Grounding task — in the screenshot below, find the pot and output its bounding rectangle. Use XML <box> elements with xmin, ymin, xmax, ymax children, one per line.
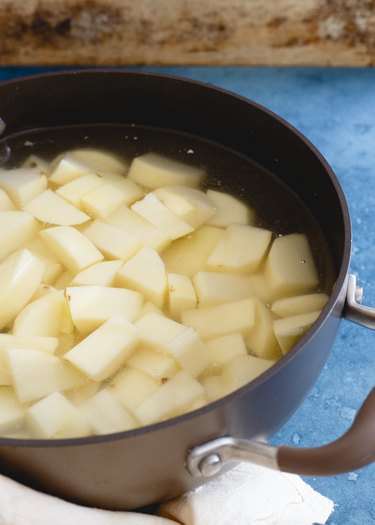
<box><xmin>0</xmin><ymin>70</ymin><xmax>373</xmax><ymax>510</ymax></box>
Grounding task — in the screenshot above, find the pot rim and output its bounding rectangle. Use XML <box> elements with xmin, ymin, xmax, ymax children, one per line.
<box><xmin>0</xmin><ymin>68</ymin><xmax>352</xmax><ymax>448</ymax></box>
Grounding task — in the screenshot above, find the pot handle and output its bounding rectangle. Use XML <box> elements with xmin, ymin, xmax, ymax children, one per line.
<box><xmin>187</xmin><ymin>388</ymin><xmax>375</xmax><ymax>477</ymax></box>
<box><xmin>344</xmin><ymin>274</ymin><xmax>375</xmax><ymax>329</ymax></box>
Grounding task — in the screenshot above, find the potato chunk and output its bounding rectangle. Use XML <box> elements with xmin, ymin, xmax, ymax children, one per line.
<box><xmin>56</xmin><ymin>173</ymin><xmax>106</xmax><ymax>206</ymax></box>
<box><xmin>0</xmin><ymin>167</ymin><xmax>47</xmax><ymax>206</ymax></box>
<box><xmin>135</xmin><ymin>313</ymin><xmax>186</xmax><ymax>351</ymax></box>
<box><xmin>206</xmin><ymin>190</ymin><xmax>254</xmax><ymax>227</ymax></box>
<box><xmin>127</xmin><ymin>152</ymin><xmax>204</xmax><ymax>189</ymax></box>
<box><xmin>127</xmin><ymin>348</ymin><xmax>179</xmax><ymax>381</ymax></box>
<box><xmin>205</xmin><ymin>333</ymin><xmax>247</xmax><ymax>373</ymax></box>
<box><xmin>168</xmin><ymin>273</ymin><xmax>197</xmax><ymax>320</ymax></box>
<box><xmin>0</xmin><ymin>386</ymin><xmax>26</xmax><ymax>433</ymax></box>
<box><xmin>0</xmin><ymin>188</ymin><xmax>16</xmax><ymax>210</ymax></box>
<box><xmin>222</xmin><ymin>354</ymin><xmax>275</xmax><ymax>394</ymax></box>
<box><xmin>245</xmin><ymin>301</ymin><xmax>280</xmax><ymax>360</ymax></box>
<box><xmin>80</xmin><ymin>184</ymin><xmax>126</xmax><ymax>219</ymax></box>
<box><xmin>271</xmin><ymin>293</ymin><xmax>329</xmax><ymax>318</ymax></box>
<box><xmin>264</xmin><ymin>234</ymin><xmax>319</xmax><ymax>297</ymax></box>
<box><xmin>193</xmin><ymin>271</ymin><xmax>257</xmax><ymax>306</ymax></box>
<box><xmin>273</xmin><ymin>310</ymin><xmax>321</xmax><ymax>354</ymax></box>
<box><xmin>165</xmin><ymin>327</ymin><xmax>212</xmax><ymax>377</ymax></box>
<box><xmin>0</xmin><ymin>211</ymin><xmax>40</xmax><ymax>262</ymax></box>
<box><xmin>83</xmin><ymin>220</ymin><xmax>142</xmax><ymax>262</ymax></box>
<box><xmin>23</xmin><ymin>190</ymin><xmax>90</xmax><ymax>226</ymax></box>
<box><xmin>70</xmin><ymin>260</ymin><xmax>123</xmax><ymax>287</ymax></box>
<box><xmin>109</xmin><ymin>367</ymin><xmax>160</xmax><ymax>411</ymax></box>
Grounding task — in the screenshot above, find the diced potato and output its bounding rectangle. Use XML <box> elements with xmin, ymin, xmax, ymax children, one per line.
<box><xmin>165</xmin><ymin>327</ymin><xmax>211</xmax><ymax>377</ymax></box>
<box><xmin>80</xmin><ymin>388</ymin><xmax>138</xmax><ymax>435</ymax></box>
<box><xmin>139</xmin><ymin>301</ymin><xmax>166</xmax><ymax>318</ymax></box>
<box><xmin>200</xmin><ymin>375</ymin><xmax>226</xmax><ymax>402</ymax></box>
<box><xmin>205</xmin><ymin>333</ymin><xmax>247</xmax><ymax>373</ymax></box>
<box><xmin>155</xmin><ymin>185</ymin><xmax>217</xmax><ymax>228</ymax></box>
<box><xmin>0</xmin><ymin>167</ymin><xmax>47</xmax><ymax>206</ymax></box>
<box><xmin>135</xmin><ymin>313</ymin><xmax>186</xmax><ymax>351</ymax></box>
<box><xmin>56</xmin><ymin>173</ymin><xmax>106</xmax><ymax>206</ymax></box>
<box><xmin>271</xmin><ymin>293</ymin><xmax>329</xmax><ymax>318</ymax></box>
<box><xmin>168</xmin><ymin>273</ymin><xmax>197</xmax><ymax>320</ymax></box>
<box><xmin>27</xmin><ymin>391</ymin><xmax>91</xmax><ymax>438</ymax></box>
<box><xmin>66</xmin><ymin>285</ymin><xmax>143</xmax><ymax>334</ymax></box>
<box><xmin>98</xmin><ymin>172</ymin><xmax>144</xmax><ymax>204</ymax></box>
<box><xmin>5</xmin><ymin>347</ymin><xmax>87</xmax><ymax>403</ymax></box>
<box><xmin>12</xmin><ymin>290</ymin><xmax>73</xmax><ymax>337</ymax></box>
<box><xmin>161</xmin><ymin>225</ymin><xmax>223</xmax><ymax>277</ymax></box>
<box><xmin>0</xmin><ymin>211</ymin><xmax>40</xmax><ymax>262</ymax></box>
<box><xmin>83</xmin><ymin>220</ymin><xmax>141</xmax><ymax>261</ymax></box>
<box><xmin>207</xmin><ymin>224</ymin><xmax>272</xmax><ymax>274</ymax></box>
<box><xmin>0</xmin><ymin>250</ymin><xmax>44</xmax><ymax>330</ymax></box>
<box><xmin>80</xmin><ymin>184</ymin><xmax>126</xmax><ymax>219</ymax></box>
<box><xmin>131</xmin><ymin>193</ymin><xmax>194</xmax><ymax>240</ymax></box>
<box><xmin>245</xmin><ymin>301</ymin><xmax>280</xmax><ymax>360</ymax></box>
<box><xmin>40</xmin><ymin>226</ymin><xmax>104</xmax><ymax>274</ymax></box>
<box><xmin>70</xmin><ymin>260</ymin><xmax>123</xmax><ymax>287</ymax></box>
<box><xmin>54</xmin><ymin>270</ymin><xmax>75</xmax><ymax>289</ymax></box>
<box><xmin>0</xmin><ymin>386</ymin><xmax>26</xmax><ymax>432</ymax></box>
<box><xmin>222</xmin><ymin>354</ymin><xmax>275</xmax><ymax>395</ymax></box>
<box><xmin>245</xmin><ymin>272</ymin><xmax>275</xmax><ymax>304</ymax></box>
<box><xmin>117</xmin><ymin>247</ymin><xmax>167</xmax><ymax>308</ymax></box>
<box><xmin>25</xmin><ymin>236</ymin><xmax>63</xmax><ymax>285</ymax></box>
<box><xmin>127</xmin><ymin>153</ymin><xmax>204</xmax><ymax>189</ymax></box>
<box><xmin>64</xmin><ymin>316</ymin><xmax>140</xmax><ymax>381</ymax></box>
<box><xmin>127</xmin><ymin>348</ymin><xmax>179</xmax><ymax>381</ymax></box>
<box><xmin>264</xmin><ymin>234</ymin><xmax>319</xmax><ymax>297</ymax></box>
<box><xmin>64</xmin><ymin>380</ymin><xmax>101</xmax><ymax>405</ymax></box>
<box><xmin>193</xmin><ymin>271</ymin><xmax>257</xmax><ymax>306</ymax></box>
<box><xmin>273</xmin><ymin>310</ymin><xmax>321</xmax><ymax>354</ymax></box>
<box><xmin>23</xmin><ymin>189</ymin><xmax>90</xmax><ymax>226</ymax></box>
<box><xmin>107</xmin><ymin>206</ymin><xmax>171</xmax><ymax>252</ymax></box>
<box><xmin>0</xmin><ymin>188</ymin><xmax>16</xmax><ymax>210</ymax></box>
<box><xmin>206</xmin><ymin>190</ymin><xmax>254</xmax><ymax>227</ymax></box>
<box><xmin>134</xmin><ymin>370</ymin><xmax>205</xmax><ymax>425</ymax></box>
<box><xmin>109</xmin><ymin>367</ymin><xmax>160</xmax><ymax>411</ymax></box>
<box><xmin>49</xmin><ymin>149</ymin><xmax>127</xmax><ymax>185</ymax></box>
<box><xmin>21</xmin><ymin>154</ymin><xmax>50</xmax><ymax>174</ymax></box>
<box><xmin>182</xmin><ymin>298</ymin><xmax>255</xmax><ymax>341</ymax></box>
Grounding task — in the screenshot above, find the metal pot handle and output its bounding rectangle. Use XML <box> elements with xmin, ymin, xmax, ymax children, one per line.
<box><xmin>187</xmin><ymin>274</ymin><xmax>375</xmax><ymax>478</ymax></box>
<box><xmin>187</xmin><ymin>388</ymin><xmax>375</xmax><ymax>477</ymax></box>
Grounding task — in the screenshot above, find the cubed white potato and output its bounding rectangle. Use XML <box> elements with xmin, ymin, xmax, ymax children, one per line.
<box><xmin>246</xmin><ymin>273</ymin><xmax>275</xmax><ymax>304</ymax></box>
<box><xmin>155</xmin><ymin>185</ymin><xmax>217</xmax><ymax>228</ymax></box>
<box><xmin>106</xmin><ymin>205</ymin><xmax>171</xmax><ymax>252</ymax></box>
<box><xmin>70</xmin><ymin>260</ymin><xmax>123</xmax><ymax>287</ymax></box>
<box><xmin>134</xmin><ymin>369</ymin><xmax>205</xmax><ymax>425</ymax></box>
<box><xmin>64</xmin><ymin>380</ymin><xmax>101</xmax><ymax>405</ymax></box>
<box><xmin>245</xmin><ymin>301</ymin><xmax>281</xmax><ymax>360</ymax></box>
<box><xmin>5</xmin><ymin>348</ymin><xmax>87</xmax><ymax>403</ymax></box>
<box><xmin>200</xmin><ymin>375</ymin><xmax>226</xmax><ymax>402</ymax></box>
<box><xmin>181</xmin><ymin>298</ymin><xmax>255</xmax><ymax>341</ymax></box>
<box><xmin>40</xmin><ymin>226</ymin><xmax>104</xmax><ymax>274</ymax></box>
<box><xmin>273</xmin><ymin>310</ymin><xmax>321</xmax><ymax>354</ymax></box>
<box><xmin>193</xmin><ymin>271</ymin><xmax>256</xmax><ymax>306</ymax></box>
<box><xmin>83</xmin><ymin>220</ymin><xmax>141</xmax><ymax>261</ymax></box>
<box><xmin>271</xmin><ymin>293</ymin><xmax>329</xmax><ymax>318</ymax></box>
<box><xmin>0</xmin><ymin>188</ymin><xmax>16</xmax><ymax>210</ymax></box>
<box><xmin>64</xmin><ymin>316</ymin><xmax>140</xmax><ymax>381</ymax></box>
<box><xmin>27</xmin><ymin>391</ymin><xmax>91</xmax><ymax>438</ymax></box>
<box><xmin>0</xmin><ymin>386</ymin><xmax>26</xmax><ymax>432</ymax></box>
<box><xmin>131</xmin><ymin>193</ymin><xmax>194</xmax><ymax>240</ymax></box>
<box><xmin>24</xmin><ymin>236</ymin><xmax>63</xmax><ymax>285</ymax></box>
<box><xmin>54</xmin><ymin>271</ymin><xmax>75</xmax><ymax>289</ymax></box>
<box><xmin>55</xmin><ymin>333</ymin><xmax>78</xmax><ymax>356</ymax></box>
<box><xmin>139</xmin><ymin>301</ymin><xmax>166</xmax><ymax>318</ymax></box>
<box><xmin>222</xmin><ymin>354</ymin><xmax>275</xmax><ymax>395</ymax></box>
<box><xmin>109</xmin><ymin>367</ymin><xmax>160</xmax><ymax>411</ymax></box>
<box><xmin>23</xmin><ymin>190</ymin><xmax>90</xmax><ymax>225</ymax></box>
<box><xmin>80</xmin><ymin>388</ymin><xmax>138</xmax><ymax>435</ymax></box>
<box><xmin>0</xmin><ymin>211</ymin><xmax>40</xmax><ymax>262</ymax></box>
<box><xmin>127</xmin><ymin>152</ymin><xmax>204</xmax><ymax>189</ymax></box>
<box><xmin>161</xmin><ymin>225</ymin><xmax>223</xmax><ymax>277</ymax></box>
<box><xmin>56</xmin><ymin>173</ymin><xmax>106</xmax><ymax>206</ymax></box>
<box><xmin>135</xmin><ymin>313</ymin><xmax>186</xmax><ymax>351</ymax></box>
<box><xmin>97</xmin><ymin>172</ymin><xmax>144</xmax><ymax>204</ymax></box>
<box><xmin>117</xmin><ymin>247</ymin><xmax>168</xmax><ymax>308</ymax></box>
<box><xmin>205</xmin><ymin>333</ymin><xmax>247</xmax><ymax>373</ymax></box>
<box><xmin>168</xmin><ymin>273</ymin><xmax>197</xmax><ymax>320</ymax></box>
<box><xmin>80</xmin><ymin>184</ymin><xmax>126</xmax><ymax>219</ymax></box>
<box><xmin>21</xmin><ymin>154</ymin><xmax>49</xmax><ymax>173</ymax></box>
<box><xmin>13</xmin><ymin>290</ymin><xmax>73</xmax><ymax>337</ymax></box>
<box><xmin>206</xmin><ymin>189</ymin><xmax>254</xmax><ymax>227</ymax></box>
<box><xmin>127</xmin><ymin>348</ymin><xmax>179</xmax><ymax>381</ymax></box>
<box><xmin>66</xmin><ymin>285</ymin><xmax>143</xmax><ymax>334</ymax></box>
<box><xmin>49</xmin><ymin>149</ymin><xmax>127</xmax><ymax>185</ymax></box>
<box><xmin>165</xmin><ymin>327</ymin><xmax>211</xmax><ymax>377</ymax></box>
<box><xmin>0</xmin><ymin>249</ymin><xmax>44</xmax><ymax>330</ymax></box>
<box><xmin>264</xmin><ymin>234</ymin><xmax>319</xmax><ymax>297</ymax></box>
<box><xmin>0</xmin><ymin>167</ymin><xmax>47</xmax><ymax>206</ymax></box>
<box><xmin>207</xmin><ymin>224</ymin><xmax>272</xmax><ymax>274</ymax></box>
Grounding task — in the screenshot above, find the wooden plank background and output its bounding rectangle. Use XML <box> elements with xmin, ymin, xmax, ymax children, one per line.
<box><xmin>0</xmin><ymin>0</ymin><xmax>374</xmax><ymax>66</ymax></box>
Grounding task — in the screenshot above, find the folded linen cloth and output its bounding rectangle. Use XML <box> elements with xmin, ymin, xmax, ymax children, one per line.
<box><xmin>0</xmin><ymin>464</ymin><xmax>334</xmax><ymax>525</ymax></box>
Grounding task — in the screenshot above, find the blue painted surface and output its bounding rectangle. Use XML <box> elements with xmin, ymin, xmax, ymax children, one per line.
<box><xmin>0</xmin><ymin>67</ymin><xmax>374</xmax><ymax>524</ymax></box>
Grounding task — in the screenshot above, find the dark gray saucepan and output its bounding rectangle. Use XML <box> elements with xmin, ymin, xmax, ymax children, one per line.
<box><xmin>0</xmin><ymin>70</ymin><xmax>373</xmax><ymax>510</ymax></box>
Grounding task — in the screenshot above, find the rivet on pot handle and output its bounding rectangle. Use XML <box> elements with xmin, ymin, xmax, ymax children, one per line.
<box><xmin>187</xmin><ymin>388</ymin><xmax>375</xmax><ymax>477</ymax></box>
<box><xmin>344</xmin><ymin>274</ymin><xmax>375</xmax><ymax>329</ymax></box>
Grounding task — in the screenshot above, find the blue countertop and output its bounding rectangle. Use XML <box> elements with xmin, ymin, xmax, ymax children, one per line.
<box><xmin>0</xmin><ymin>66</ymin><xmax>374</xmax><ymax>524</ymax></box>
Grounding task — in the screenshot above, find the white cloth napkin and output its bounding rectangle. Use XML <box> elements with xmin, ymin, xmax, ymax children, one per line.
<box><xmin>0</xmin><ymin>464</ymin><xmax>334</xmax><ymax>525</ymax></box>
